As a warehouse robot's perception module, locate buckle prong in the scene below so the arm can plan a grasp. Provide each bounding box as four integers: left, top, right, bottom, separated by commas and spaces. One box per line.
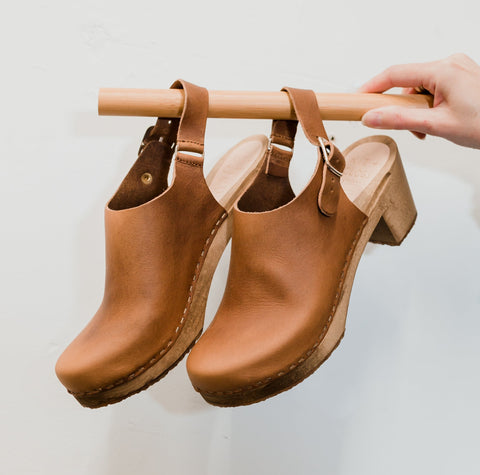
318, 137, 342, 178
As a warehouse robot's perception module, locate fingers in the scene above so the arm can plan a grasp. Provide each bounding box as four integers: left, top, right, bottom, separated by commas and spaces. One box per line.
358, 62, 437, 93
361, 105, 437, 136
357, 54, 480, 148
402, 88, 426, 139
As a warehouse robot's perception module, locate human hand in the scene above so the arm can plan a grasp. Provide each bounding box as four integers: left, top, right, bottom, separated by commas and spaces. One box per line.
359, 53, 480, 149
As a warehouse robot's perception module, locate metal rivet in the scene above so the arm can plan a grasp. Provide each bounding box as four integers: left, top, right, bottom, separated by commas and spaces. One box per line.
141, 172, 152, 185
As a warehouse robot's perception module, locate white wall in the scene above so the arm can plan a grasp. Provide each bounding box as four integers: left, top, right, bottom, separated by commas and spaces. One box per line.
1, 1, 479, 474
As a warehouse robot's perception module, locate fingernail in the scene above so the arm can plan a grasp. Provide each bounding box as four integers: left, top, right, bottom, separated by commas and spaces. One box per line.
362, 111, 382, 127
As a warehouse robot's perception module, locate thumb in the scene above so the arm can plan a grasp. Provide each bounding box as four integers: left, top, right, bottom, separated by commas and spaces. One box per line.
361, 105, 436, 136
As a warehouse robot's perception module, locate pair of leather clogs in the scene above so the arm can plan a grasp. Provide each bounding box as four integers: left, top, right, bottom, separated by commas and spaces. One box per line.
55, 80, 416, 408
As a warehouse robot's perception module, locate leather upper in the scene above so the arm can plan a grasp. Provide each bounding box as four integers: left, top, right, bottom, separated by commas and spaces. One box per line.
56, 80, 225, 394
187, 87, 367, 394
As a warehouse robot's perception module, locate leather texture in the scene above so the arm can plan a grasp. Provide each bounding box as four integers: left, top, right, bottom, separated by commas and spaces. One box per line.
187, 87, 367, 395
56, 80, 226, 396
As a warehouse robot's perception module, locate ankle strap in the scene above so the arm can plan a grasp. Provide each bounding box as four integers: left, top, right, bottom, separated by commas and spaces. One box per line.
282, 87, 329, 144
139, 79, 208, 166
265, 87, 345, 216
171, 79, 208, 158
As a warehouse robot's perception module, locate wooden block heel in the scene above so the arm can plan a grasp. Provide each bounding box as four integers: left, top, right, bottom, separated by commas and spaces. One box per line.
369, 154, 417, 246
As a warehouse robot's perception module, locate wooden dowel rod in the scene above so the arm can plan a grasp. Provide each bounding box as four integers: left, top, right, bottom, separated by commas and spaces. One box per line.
98, 88, 433, 121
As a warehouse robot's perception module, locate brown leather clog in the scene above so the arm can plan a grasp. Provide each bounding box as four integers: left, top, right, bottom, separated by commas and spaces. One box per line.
186, 87, 417, 406
55, 80, 268, 408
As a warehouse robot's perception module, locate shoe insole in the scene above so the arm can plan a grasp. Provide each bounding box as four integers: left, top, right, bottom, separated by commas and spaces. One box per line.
341, 137, 395, 215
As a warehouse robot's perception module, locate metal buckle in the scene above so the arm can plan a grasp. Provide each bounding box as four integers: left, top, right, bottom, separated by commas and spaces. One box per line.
318, 137, 342, 178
